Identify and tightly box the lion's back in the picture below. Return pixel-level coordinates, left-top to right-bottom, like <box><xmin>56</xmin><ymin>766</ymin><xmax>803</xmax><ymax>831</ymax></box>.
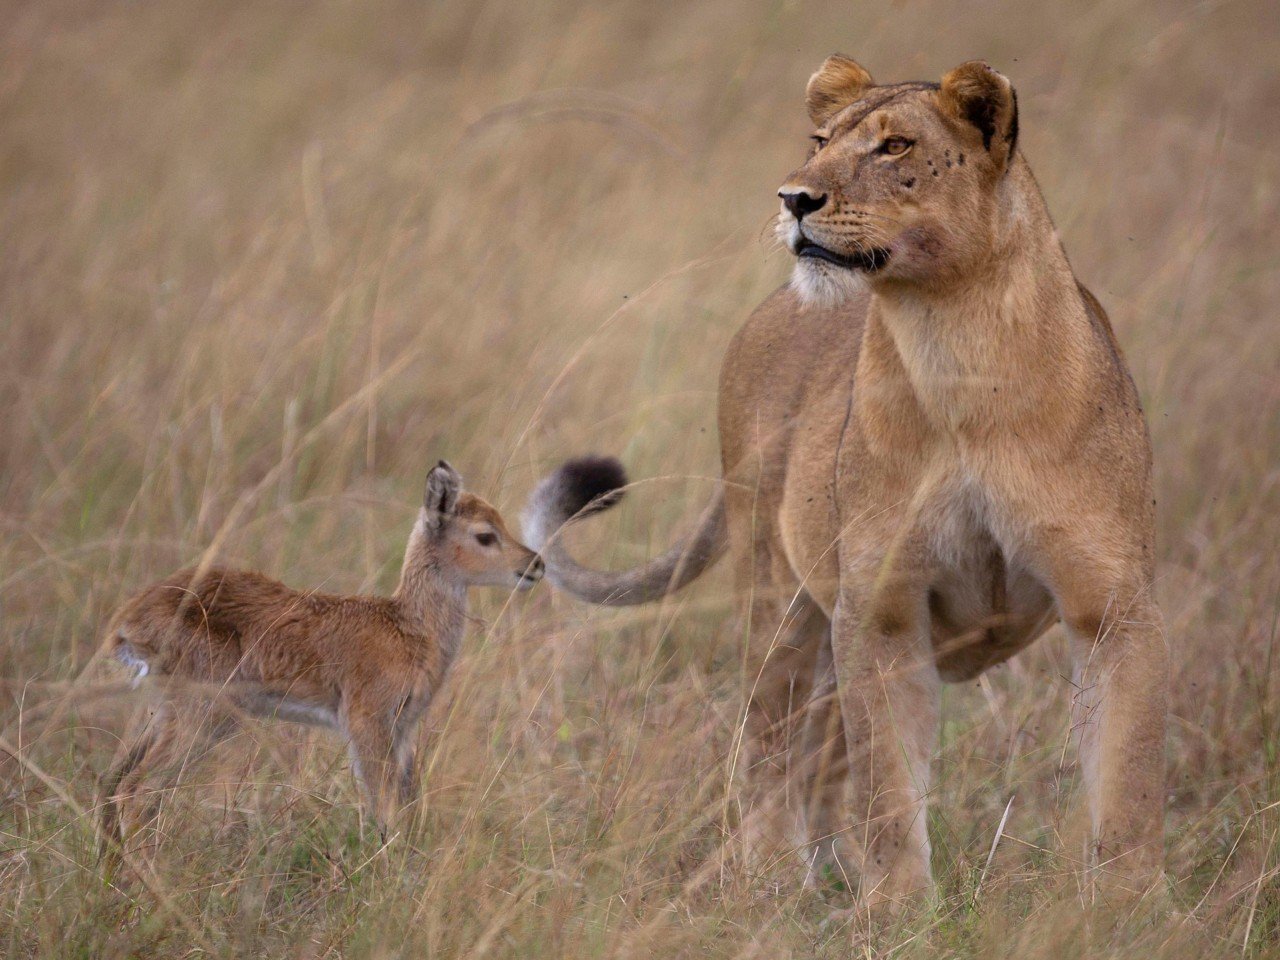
<box><xmin>718</xmin><ymin>282</ymin><xmax>867</xmax><ymax>480</ymax></box>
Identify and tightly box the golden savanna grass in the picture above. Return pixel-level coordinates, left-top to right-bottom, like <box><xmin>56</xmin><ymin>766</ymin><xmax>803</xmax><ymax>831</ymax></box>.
<box><xmin>1</xmin><ymin>0</ymin><xmax>1278</xmax><ymax>955</ymax></box>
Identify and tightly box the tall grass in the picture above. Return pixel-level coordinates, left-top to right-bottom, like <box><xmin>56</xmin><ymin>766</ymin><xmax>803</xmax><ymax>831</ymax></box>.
<box><xmin>1</xmin><ymin>0</ymin><xmax>1277</xmax><ymax>955</ymax></box>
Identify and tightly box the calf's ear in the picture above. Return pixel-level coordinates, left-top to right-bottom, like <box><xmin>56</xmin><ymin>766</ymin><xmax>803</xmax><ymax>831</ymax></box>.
<box><xmin>423</xmin><ymin>460</ymin><xmax>462</xmax><ymax>528</ymax></box>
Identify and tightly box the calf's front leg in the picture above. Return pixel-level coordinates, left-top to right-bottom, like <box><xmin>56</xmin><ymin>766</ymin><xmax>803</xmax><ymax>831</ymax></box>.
<box><xmin>342</xmin><ymin>702</ymin><xmax>401</xmax><ymax>840</ymax></box>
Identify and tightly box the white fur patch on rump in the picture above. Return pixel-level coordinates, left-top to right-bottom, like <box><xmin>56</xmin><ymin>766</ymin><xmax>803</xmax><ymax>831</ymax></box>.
<box><xmin>115</xmin><ymin>645</ymin><xmax>151</xmax><ymax>688</ymax></box>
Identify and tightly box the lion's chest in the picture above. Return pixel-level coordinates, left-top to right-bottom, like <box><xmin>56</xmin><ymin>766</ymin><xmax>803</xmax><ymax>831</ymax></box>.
<box><xmin>922</xmin><ymin>468</ymin><xmax>1005</xmax><ymax>569</ymax></box>
<box><xmin>776</xmin><ymin>396</ymin><xmax>1039</xmax><ymax>623</ymax></box>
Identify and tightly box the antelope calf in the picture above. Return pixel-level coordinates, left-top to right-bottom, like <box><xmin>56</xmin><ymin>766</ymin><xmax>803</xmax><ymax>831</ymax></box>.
<box><xmin>100</xmin><ymin>461</ymin><xmax>542</xmax><ymax>850</ymax></box>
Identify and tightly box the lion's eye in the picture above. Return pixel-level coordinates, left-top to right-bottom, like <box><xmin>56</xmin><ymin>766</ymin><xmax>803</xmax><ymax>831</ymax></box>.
<box><xmin>810</xmin><ymin>134</ymin><xmax>829</xmax><ymax>150</ymax></box>
<box><xmin>881</xmin><ymin>137</ymin><xmax>913</xmax><ymax>156</ymax></box>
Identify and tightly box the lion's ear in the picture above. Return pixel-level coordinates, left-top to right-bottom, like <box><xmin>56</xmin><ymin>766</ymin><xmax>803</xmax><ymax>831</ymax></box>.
<box><xmin>938</xmin><ymin>61</ymin><xmax>1018</xmax><ymax>171</ymax></box>
<box><xmin>805</xmin><ymin>55</ymin><xmax>874</xmax><ymax>126</ymax></box>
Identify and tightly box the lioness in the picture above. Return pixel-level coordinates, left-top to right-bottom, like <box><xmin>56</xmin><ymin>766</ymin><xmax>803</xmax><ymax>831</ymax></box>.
<box><xmin>524</xmin><ymin>57</ymin><xmax>1167</xmax><ymax>907</ymax></box>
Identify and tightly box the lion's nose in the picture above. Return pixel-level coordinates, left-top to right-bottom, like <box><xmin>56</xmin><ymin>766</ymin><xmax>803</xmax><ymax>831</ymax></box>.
<box><xmin>779</xmin><ymin>188</ymin><xmax>827</xmax><ymax>220</ymax></box>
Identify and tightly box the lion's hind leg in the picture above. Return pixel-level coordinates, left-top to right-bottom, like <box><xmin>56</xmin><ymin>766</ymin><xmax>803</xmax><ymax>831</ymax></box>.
<box><xmin>735</xmin><ymin>589</ymin><xmax>847</xmax><ymax>882</ymax></box>
<box><xmin>797</xmin><ymin>624</ymin><xmax>851</xmax><ymax>888</ymax></box>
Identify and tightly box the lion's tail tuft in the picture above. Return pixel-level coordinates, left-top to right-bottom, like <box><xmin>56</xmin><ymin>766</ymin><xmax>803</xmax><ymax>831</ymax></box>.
<box><xmin>521</xmin><ymin>455</ymin><xmax>725</xmax><ymax>607</ymax></box>
<box><xmin>522</xmin><ymin>455</ymin><xmax>628</xmax><ymax>553</ymax></box>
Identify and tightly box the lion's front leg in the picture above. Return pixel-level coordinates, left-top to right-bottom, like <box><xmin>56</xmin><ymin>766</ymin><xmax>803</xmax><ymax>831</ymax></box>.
<box><xmin>832</xmin><ymin>574</ymin><xmax>939</xmax><ymax>910</ymax></box>
<box><xmin>1043</xmin><ymin>543</ymin><xmax>1168</xmax><ymax>894</ymax></box>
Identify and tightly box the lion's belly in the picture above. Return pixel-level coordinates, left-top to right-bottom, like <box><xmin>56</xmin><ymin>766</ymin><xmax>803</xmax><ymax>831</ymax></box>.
<box><xmin>920</xmin><ymin>474</ymin><xmax>1056</xmax><ymax>680</ymax></box>
<box><xmin>777</xmin><ymin>395</ymin><xmax>851</xmax><ymax>615</ymax></box>
<box><xmin>926</xmin><ymin>542</ymin><xmax>1055</xmax><ymax>682</ymax></box>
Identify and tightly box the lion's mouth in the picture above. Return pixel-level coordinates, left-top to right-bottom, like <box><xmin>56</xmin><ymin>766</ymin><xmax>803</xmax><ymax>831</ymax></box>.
<box><xmin>795</xmin><ymin>237</ymin><xmax>890</xmax><ymax>272</ymax></box>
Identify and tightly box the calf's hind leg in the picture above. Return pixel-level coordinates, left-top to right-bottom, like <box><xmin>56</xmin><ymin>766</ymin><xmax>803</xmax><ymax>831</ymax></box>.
<box><xmin>99</xmin><ymin>704</ymin><xmax>170</xmax><ymax>859</ymax></box>
<box><xmin>99</xmin><ymin>702</ymin><xmax>239</xmax><ymax>861</ymax></box>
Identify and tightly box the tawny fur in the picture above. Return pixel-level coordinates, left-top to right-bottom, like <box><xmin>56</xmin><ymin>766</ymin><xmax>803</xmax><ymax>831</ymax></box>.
<box><xmin>99</xmin><ymin>461</ymin><xmax>542</xmax><ymax>855</ymax></box>
<box><xmin>525</xmin><ymin>58</ymin><xmax>1167</xmax><ymax>909</ymax></box>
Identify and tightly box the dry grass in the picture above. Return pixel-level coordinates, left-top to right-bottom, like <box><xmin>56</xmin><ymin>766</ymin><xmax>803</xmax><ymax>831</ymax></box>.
<box><xmin>1</xmin><ymin>0</ymin><xmax>1278</xmax><ymax>956</ymax></box>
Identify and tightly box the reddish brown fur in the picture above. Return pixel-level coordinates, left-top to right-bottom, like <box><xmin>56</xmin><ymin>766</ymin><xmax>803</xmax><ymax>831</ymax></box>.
<box><xmin>99</xmin><ymin>464</ymin><xmax>541</xmax><ymax>855</ymax></box>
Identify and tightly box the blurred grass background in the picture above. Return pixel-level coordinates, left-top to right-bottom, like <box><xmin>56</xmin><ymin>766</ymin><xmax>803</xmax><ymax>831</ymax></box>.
<box><xmin>1</xmin><ymin>0</ymin><xmax>1278</xmax><ymax>956</ymax></box>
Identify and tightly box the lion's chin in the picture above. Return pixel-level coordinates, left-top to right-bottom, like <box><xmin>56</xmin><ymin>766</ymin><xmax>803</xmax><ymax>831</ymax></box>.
<box><xmin>790</xmin><ymin>257</ymin><xmax>867</xmax><ymax>307</ymax></box>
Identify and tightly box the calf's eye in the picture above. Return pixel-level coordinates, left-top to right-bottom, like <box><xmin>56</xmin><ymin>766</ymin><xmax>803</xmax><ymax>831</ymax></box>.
<box><xmin>475</xmin><ymin>532</ymin><xmax>498</xmax><ymax>547</ymax></box>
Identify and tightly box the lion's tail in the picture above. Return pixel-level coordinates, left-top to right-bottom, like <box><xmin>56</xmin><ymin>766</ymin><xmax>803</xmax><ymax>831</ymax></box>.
<box><xmin>521</xmin><ymin>456</ymin><xmax>727</xmax><ymax>607</ymax></box>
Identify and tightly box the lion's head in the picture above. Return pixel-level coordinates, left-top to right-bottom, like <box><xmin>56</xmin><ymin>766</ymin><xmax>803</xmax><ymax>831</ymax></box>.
<box><xmin>778</xmin><ymin>57</ymin><xmax>1020</xmax><ymax>304</ymax></box>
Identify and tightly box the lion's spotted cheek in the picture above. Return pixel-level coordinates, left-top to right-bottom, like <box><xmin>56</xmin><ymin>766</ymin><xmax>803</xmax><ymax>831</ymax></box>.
<box><xmin>868</xmin><ymin>223</ymin><xmax>947</xmax><ymax>283</ymax></box>
<box><xmin>906</xmin><ymin>228</ymin><xmax>946</xmax><ymax>271</ymax></box>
